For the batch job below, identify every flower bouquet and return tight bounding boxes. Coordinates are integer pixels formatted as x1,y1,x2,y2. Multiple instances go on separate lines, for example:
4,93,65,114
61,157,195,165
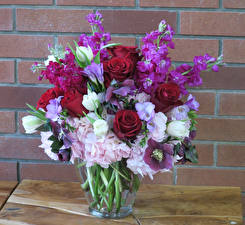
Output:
22,11,223,219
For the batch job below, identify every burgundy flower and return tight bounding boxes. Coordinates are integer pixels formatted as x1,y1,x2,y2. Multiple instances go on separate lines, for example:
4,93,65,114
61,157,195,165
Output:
144,139,174,171
151,83,183,113
37,87,64,111
113,110,142,140
61,89,88,117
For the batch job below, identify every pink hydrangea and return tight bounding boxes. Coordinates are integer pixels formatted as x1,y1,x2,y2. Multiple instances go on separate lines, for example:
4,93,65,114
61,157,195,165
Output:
68,116,131,168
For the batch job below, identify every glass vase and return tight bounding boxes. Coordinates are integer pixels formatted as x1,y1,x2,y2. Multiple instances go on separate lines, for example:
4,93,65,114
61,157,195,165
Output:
74,158,141,219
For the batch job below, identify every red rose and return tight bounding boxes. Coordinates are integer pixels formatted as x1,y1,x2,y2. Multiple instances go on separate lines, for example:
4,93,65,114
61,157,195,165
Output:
151,83,183,113
103,46,141,86
108,46,140,65
37,87,64,111
61,89,88,117
104,57,134,83
113,110,142,140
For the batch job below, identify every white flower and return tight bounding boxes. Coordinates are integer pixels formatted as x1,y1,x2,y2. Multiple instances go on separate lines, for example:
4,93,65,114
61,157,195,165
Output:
22,115,45,134
93,119,109,137
44,55,56,66
150,112,167,142
82,90,99,111
167,120,189,138
76,46,93,63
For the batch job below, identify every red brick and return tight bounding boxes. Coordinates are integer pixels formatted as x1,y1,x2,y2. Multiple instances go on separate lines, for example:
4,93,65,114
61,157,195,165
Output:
57,0,135,6
17,9,91,32
141,0,219,8
0,9,12,31
0,162,17,181
180,12,245,36
0,61,14,83
0,0,52,4
223,0,245,8
0,35,52,58
196,118,245,142
58,35,136,49
219,93,245,116
224,40,245,63
0,86,48,108
142,172,173,185
169,39,219,62
20,163,78,182
177,168,245,190
101,10,177,34
193,144,213,166
200,67,245,90
217,145,245,167
0,111,15,133
190,92,215,115
18,61,49,84
0,136,49,160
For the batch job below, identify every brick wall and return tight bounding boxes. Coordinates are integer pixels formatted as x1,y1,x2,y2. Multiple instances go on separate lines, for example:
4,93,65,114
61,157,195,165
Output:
0,0,244,219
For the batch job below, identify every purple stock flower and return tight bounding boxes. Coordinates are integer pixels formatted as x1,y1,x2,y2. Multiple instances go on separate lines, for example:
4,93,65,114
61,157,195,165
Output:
46,96,63,121
135,102,155,122
144,139,174,171
83,62,104,84
168,105,190,121
185,94,200,111
86,11,104,32
113,86,131,96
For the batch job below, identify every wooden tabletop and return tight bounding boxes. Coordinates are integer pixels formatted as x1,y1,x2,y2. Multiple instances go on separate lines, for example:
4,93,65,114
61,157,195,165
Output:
0,181,17,211
0,179,243,225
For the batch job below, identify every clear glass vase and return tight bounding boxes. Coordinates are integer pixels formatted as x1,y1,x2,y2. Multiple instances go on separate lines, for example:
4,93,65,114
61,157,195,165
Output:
74,158,141,219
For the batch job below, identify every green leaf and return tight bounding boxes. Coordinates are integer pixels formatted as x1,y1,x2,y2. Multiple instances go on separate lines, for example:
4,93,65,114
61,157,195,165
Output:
48,135,63,153
174,143,181,155
185,145,198,163
94,43,121,64
36,122,52,132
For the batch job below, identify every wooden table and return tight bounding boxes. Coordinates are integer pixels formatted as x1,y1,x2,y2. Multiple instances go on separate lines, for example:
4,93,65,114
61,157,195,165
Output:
0,180,243,225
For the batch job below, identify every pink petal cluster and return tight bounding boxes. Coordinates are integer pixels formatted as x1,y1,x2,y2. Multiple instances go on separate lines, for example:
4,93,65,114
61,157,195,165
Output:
39,131,59,160
68,117,131,168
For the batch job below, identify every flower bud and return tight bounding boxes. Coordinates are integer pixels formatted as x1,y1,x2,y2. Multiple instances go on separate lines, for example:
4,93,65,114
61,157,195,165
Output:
22,115,45,134
166,120,189,138
82,90,99,111
76,46,93,63
93,119,109,137
158,20,167,32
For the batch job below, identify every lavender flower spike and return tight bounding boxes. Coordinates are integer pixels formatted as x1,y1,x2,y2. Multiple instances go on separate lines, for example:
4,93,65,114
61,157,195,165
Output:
83,62,104,84
135,102,155,122
185,94,200,111
46,96,63,121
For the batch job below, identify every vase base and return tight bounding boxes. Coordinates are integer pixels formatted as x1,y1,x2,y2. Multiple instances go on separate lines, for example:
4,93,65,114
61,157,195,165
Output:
89,206,132,219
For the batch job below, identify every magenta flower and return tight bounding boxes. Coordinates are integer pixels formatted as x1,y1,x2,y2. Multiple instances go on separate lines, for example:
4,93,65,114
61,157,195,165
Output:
143,139,174,171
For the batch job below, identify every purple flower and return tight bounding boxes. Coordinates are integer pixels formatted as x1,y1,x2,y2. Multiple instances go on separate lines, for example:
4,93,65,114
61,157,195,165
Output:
185,94,200,111
86,11,104,32
212,64,219,72
143,139,174,171
83,62,104,84
168,105,190,121
46,96,63,121
58,149,71,162
113,86,131,96
135,102,155,122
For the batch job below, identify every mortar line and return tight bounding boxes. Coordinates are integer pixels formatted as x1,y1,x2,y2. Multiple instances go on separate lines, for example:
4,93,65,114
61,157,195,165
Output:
213,142,218,167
